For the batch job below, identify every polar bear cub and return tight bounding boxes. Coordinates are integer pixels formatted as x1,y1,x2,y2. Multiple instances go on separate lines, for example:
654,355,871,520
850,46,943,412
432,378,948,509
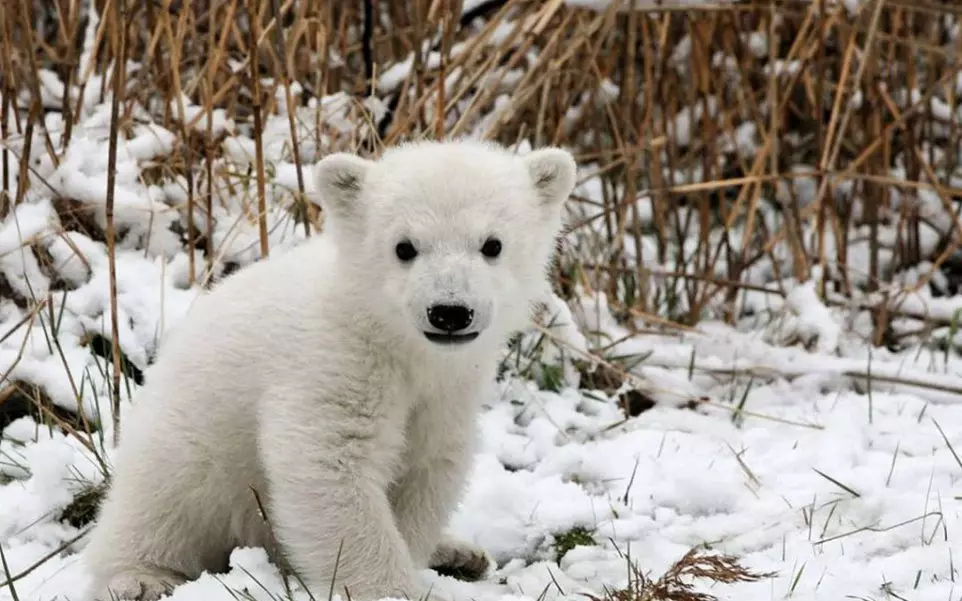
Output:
82,139,577,601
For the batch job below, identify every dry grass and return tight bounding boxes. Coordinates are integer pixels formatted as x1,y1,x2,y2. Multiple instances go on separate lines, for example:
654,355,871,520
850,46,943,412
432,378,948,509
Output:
2,0,962,597
3,0,961,329
583,547,776,601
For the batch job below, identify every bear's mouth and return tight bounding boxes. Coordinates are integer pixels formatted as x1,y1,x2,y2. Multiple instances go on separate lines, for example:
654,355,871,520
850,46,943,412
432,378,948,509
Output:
424,332,479,345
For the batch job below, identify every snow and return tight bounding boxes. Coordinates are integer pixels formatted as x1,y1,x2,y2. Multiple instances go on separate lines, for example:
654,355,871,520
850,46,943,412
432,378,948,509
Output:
169,93,235,136
3,216,961,597
3,287,962,601
3,3,962,601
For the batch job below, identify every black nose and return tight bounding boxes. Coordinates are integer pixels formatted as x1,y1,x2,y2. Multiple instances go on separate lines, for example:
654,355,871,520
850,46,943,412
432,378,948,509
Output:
427,304,474,332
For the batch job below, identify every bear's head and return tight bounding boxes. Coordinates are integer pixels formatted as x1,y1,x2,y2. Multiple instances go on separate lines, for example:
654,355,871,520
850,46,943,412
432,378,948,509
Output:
313,139,576,354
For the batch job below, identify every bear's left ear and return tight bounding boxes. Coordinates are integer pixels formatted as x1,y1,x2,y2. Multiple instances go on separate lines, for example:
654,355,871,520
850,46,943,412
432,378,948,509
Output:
523,147,577,207
313,153,375,219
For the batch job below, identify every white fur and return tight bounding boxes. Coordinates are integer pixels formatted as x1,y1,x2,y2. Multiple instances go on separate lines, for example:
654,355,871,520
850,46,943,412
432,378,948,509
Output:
82,139,576,601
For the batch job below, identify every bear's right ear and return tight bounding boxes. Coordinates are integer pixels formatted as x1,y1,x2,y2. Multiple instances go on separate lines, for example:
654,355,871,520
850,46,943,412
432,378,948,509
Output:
313,153,375,218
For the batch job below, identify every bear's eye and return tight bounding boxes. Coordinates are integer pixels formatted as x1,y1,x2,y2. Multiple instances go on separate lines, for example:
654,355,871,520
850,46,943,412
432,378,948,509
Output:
481,237,502,259
395,240,418,262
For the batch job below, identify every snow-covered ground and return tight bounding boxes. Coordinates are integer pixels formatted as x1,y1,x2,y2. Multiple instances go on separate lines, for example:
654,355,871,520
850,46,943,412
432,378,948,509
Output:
3,275,962,601
3,2,962,601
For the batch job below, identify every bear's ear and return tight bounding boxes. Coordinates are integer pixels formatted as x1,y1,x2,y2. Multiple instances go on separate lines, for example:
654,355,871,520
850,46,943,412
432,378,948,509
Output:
313,153,375,218
523,147,577,207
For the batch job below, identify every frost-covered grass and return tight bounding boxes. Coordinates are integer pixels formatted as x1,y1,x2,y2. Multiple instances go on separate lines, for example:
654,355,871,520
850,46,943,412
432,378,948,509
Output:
3,1,962,600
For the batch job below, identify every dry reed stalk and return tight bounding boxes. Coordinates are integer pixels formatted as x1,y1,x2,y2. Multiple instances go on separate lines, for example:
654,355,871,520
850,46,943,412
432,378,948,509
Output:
104,0,127,446
247,0,270,259
269,0,310,237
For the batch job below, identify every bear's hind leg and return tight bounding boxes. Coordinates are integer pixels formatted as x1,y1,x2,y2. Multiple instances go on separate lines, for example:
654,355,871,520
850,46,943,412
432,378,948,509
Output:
83,431,239,600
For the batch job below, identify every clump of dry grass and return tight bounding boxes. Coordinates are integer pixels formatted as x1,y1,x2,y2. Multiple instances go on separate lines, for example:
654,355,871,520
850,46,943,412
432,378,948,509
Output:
58,480,106,528
583,547,776,601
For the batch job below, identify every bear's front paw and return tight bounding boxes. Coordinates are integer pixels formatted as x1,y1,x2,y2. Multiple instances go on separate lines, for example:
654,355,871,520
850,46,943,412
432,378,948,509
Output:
428,538,493,582
94,566,186,600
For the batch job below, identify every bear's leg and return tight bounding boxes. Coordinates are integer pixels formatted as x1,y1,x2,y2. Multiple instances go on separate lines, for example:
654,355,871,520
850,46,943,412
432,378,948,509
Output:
428,537,493,582
84,431,237,600
259,404,423,601
391,460,492,582
390,461,470,567
265,474,423,600
389,407,483,575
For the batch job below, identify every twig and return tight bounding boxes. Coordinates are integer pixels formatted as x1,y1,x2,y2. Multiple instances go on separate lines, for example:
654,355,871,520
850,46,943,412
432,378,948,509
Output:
247,0,270,259
268,0,311,237
105,0,128,446
362,0,375,97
